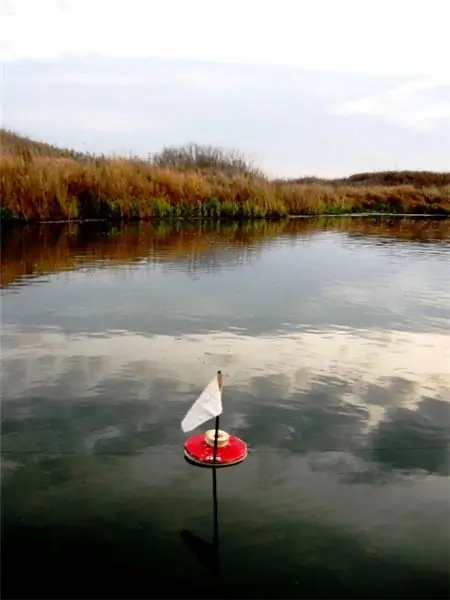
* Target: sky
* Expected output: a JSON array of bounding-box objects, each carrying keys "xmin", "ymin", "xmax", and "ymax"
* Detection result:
[{"xmin": 1, "ymin": 0, "xmax": 450, "ymax": 177}]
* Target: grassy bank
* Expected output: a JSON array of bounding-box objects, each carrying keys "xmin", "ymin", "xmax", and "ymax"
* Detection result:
[{"xmin": 1, "ymin": 129, "xmax": 449, "ymax": 221}]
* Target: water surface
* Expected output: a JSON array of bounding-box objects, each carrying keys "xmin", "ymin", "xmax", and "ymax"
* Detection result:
[{"xmin": 2, "ymin": 218, "xmax": 450, "ymax": 599}]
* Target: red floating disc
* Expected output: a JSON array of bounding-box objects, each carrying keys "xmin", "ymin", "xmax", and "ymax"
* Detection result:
[{"xmin": 184, "ymin": 432, "xmax": 248, "ymax": 468}]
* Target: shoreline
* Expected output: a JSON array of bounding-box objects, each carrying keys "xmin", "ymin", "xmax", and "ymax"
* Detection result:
[{"xmin": 2, "ymin": 212, "xmax": 449, "ymax": 227}]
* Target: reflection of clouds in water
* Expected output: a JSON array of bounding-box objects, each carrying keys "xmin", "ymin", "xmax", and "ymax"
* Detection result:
[
  {"xmin": 2, "ymin": 324, "xmax": 449, "ymax": 476},
  {"xmin": 368, "ymin": 397, "xmax": 450, "ymax": 476},
  {"xmin": 239, "ymin": 376, "xmax": 450, "ymax": 476},
  {"xmin": 2, "ymin": 332, "xmax": 449, "ymax": 575},
  {"xmin": 323, "ymin": 262, "xmax": 450, "ymax": 329},
  {"xmin": 3, "ymin": 324, "xmax": 449, "ymax": 407},
  {"xmin": 243, "ymin": 375, "xmax": 369, "ymax": 453}
]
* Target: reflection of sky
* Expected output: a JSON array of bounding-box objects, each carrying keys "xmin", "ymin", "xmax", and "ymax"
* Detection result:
[
  {"xmin": 2, "ymin": 226, "xmax": 450, "ymax": 592},
  {"xmin": 2, "ymin": 326, "xmax": 449, "ymax": 408},
  {"xmin": 2, "ymin": 324, "xmax": 449, "ymax": 480},
  {"xmin": 2, "ymin": 230, "xmax": 450, "ymax": 335}
]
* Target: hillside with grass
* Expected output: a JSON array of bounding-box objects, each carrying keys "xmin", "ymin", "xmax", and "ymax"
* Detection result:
[
  {"xmin": 1, "ymin": 129, "xmax": 449, "ymax": 222},
  {"xmin": 281, "ymin": 171, "xmax": 450, "ymax": 188},
  {"xmin": 0, "ymin": 129, "xmax": 87, "ymax": 161}
]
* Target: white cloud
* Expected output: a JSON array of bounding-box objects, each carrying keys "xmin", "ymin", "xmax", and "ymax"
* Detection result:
[
  {"xmin": 61, "ymin": 70, "xmax": 243, "ymax": 94},
  {"xmin": 331, "ymin": 76, "xmax": 450, "ymax": 131},
  {"xmin": 1, "ymin": 0, "xmax": 450, "ymax": 76},
  {"xmin": 60, "ymin": 74, "xmax": 168, "ymax": 87},
  {"xmin": 5, "ymin": 107, "xmax": 153, "ymax": 133}
]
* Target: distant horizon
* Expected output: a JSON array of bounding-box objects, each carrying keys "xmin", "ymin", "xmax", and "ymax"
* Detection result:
[{"xmin": 2, "ymin": 1, "xmax": 449, "ymax": 178}]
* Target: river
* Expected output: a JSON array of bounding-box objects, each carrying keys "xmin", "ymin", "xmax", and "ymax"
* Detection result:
[{"xmin": 1, "ymin": 217, "xmax": 450, "ymax": 599}]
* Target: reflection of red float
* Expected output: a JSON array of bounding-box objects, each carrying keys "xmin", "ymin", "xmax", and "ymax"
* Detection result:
[
  {"xmin": 184, "ymin": 429, "xmax": 248, "ymax": 468},
  {"xmin": 181, "ymin": 371, "xmax": 248, "ymax": 469}
]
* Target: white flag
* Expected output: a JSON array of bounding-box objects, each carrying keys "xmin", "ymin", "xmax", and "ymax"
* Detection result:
[{"xmin": 181, "ymin": 375, "xmax": 222, "ymax": 433}]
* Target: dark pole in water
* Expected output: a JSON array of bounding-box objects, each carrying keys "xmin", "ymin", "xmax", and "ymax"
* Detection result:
[
  {"xmin": 212, "ymin": 467, "xmax": 219, "ymax": 549},
  {"xmin": 213, "ymin": 371, "xmax": 222, "ymax": 464},
  {"xmin": 178, "ymin": 469, "xmax": 220, "ymax": 574}
]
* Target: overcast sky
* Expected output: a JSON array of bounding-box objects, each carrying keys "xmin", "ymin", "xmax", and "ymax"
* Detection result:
[{"xmin": 1, "ymin": 0, "xmax": 449, "ymax": 177}]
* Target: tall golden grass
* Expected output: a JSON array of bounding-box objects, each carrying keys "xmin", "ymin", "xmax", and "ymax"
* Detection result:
[
  {"xmin": 1, "ymin": 129, "xmax": 449, "ymax": 221},
  {"xmin": 2, "ymin": 218, "xmax": 448, "ymax": 288}
]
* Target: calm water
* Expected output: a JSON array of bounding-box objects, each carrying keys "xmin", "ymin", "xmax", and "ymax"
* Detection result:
[{"xmin": 1, "ymin": 218, "xmax": 450, "ymax": 599}]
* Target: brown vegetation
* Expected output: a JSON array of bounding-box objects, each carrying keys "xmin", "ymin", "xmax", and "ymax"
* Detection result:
[
  {"xmin": 2, "ymin": 217, "xmax": 448, "ymax": 288},
  {"xmin": 1, "ymin": 129, "xmax": 449, "ymax": 221},
  {"xmin": 281, "ymin": 171, "xmax": 450, "ymax": 188}
]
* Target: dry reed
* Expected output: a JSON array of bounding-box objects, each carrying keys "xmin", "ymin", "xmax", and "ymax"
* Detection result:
[{"xmin": 1, "ymin": 129, "xmax": 449, "ymax": 222}]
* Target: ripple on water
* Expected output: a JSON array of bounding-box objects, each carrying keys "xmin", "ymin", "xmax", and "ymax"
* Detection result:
[{"xmin": 1, "ymin": 219, "xmax": 450, "ymax": 598}]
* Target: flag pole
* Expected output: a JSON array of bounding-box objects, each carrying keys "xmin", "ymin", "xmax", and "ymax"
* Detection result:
[{"xmin": 213, "ymin": 371, "xmax": 222, "ymax": 464}]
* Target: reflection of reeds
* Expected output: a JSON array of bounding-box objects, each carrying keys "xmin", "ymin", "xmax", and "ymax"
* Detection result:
[
  {"xmin": 1, "ymin": 130, "xmax": 449, "ymax": 220},
  {"xmin": 1, "ymin": 218, "xmax": 449, "ymax": 288}
]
